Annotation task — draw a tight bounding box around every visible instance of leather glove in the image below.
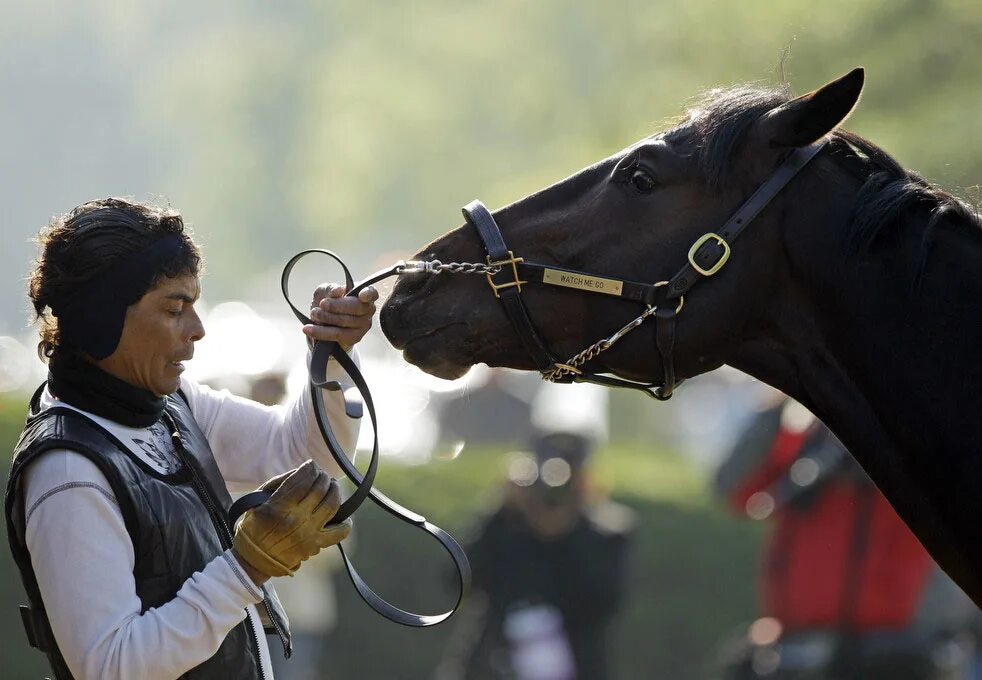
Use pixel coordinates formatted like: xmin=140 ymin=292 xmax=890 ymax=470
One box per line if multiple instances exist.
xmin=233 ymin=460 xmax=352 ymax=578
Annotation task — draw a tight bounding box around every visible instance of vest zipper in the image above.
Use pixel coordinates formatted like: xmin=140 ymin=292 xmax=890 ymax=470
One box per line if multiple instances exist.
xmin=185 ymin=467 xmax=274 ymax=679
xmin=168 ymin=418 xmax=289 ymax=675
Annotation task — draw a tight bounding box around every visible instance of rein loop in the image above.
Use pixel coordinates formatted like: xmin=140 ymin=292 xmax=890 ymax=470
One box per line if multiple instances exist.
xmin=228 ymin=250 xmax=471 ymax=628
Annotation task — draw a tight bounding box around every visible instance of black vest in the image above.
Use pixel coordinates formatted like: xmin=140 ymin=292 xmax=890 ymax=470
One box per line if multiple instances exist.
xmin=5 ymin=387 xmax=292 ymax=679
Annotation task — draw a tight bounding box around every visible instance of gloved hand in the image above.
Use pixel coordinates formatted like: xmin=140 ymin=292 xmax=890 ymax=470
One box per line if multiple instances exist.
xmin=232 ymin=460 xmax=351 ymax=581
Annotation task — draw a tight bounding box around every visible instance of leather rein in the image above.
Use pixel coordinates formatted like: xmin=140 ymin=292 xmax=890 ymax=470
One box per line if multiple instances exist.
xmin=225 ymin=138 xmax=825 ymax=629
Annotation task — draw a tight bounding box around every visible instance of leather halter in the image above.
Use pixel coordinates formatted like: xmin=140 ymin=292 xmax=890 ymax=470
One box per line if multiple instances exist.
xmin=462 ymin=139 xmax=828 ymax=400
xmin=229 ymin=252 xmax=470 ymax=628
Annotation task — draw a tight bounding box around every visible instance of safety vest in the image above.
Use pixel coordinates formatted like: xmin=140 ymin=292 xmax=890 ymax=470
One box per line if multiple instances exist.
xmin=5 ymin=387 xmax=291 ymax=679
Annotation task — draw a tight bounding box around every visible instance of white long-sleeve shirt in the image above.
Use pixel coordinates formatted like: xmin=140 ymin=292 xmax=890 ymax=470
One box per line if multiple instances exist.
xmin=21 ymin=357 xmax=358 ymax=680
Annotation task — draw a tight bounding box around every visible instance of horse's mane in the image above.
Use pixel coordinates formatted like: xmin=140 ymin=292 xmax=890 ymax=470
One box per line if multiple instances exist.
xmin=681 ymin=84 xmax=981 ymax=288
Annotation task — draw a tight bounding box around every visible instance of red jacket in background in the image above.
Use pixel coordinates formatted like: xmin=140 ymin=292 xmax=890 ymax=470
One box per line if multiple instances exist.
xmin=723 ymin=407 xmax=934 ymax=632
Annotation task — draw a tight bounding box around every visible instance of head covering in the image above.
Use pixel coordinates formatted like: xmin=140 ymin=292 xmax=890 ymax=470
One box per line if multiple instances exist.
xmin=531 ymin=431 xmax=594 ymax=468
xmin=49 ymin=233 xmax=184 ymax=359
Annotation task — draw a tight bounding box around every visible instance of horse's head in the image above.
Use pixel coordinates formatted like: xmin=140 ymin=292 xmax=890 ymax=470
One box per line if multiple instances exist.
xmin=381 ymin=69 xmax=865 ymax=387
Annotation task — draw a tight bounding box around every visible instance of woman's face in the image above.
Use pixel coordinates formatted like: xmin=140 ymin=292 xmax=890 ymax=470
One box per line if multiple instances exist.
xmin=96 ymin=274 xmax=205 ymax=396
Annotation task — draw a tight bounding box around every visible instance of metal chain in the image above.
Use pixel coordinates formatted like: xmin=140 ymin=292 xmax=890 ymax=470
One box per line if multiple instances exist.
xmin=544 ymin=305 xmax=659 ymax=382
xmin=543 ymin=339 xmax=611 ymax=382
xmin=397 ymin=259 xmax=501 ymax=276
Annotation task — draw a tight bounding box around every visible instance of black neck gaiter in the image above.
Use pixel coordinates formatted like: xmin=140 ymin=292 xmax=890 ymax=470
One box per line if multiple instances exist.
xmin=48 ymin=353 xmax=165 ymax=428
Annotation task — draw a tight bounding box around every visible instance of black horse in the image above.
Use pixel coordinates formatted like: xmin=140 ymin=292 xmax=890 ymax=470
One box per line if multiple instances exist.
xmin=380 ymin=68 xmax=982 ymax=607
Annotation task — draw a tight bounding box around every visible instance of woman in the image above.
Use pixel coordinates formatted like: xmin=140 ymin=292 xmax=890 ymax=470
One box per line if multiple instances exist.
xmin=5 ymin=198 xmax=378 ymax=679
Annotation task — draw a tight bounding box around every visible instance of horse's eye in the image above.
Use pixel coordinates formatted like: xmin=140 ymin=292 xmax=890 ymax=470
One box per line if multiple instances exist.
xmin=631 ymin=169 xmax=656 ymax=192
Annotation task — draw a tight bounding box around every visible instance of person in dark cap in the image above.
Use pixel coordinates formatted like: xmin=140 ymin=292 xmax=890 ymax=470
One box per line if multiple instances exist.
xmin=6 ymin=198 xmax=378 ymax=679
xmin=438 ymin=431 xmax=635 ymax=680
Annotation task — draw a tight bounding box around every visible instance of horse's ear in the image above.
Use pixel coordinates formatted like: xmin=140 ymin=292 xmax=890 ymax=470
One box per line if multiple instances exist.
xmin=758 ymin=67 xmax=865 ymax=148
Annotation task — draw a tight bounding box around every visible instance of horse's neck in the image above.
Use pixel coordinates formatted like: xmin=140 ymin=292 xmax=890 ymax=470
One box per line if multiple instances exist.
xmin=738 ymin=195 xmax=982 ymax=457
xmin=731 ymin=199 xmax=982 ymax=603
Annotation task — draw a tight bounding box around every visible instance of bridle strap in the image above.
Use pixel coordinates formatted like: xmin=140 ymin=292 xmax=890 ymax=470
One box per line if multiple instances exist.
xmin=646 ymin=140 xmax=829 ymax=399
xmin=228 ymin=249 xmax=470 ymax=628
xmin=666 ymin=140 xmax=828 ymax=300
xmin=654 ymin=306 xmax=678 ymax=400
xmin=462 ymin=201 xmax=561 ymax=373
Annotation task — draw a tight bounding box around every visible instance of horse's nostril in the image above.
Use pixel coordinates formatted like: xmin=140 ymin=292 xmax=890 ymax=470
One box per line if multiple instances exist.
xmin=380 ymin=298 xmax=401 ymax=324
xmin=380 ymin=293 xmax=414 ymax=336
xmin=379 ymin=303 xmax=400 ymax=341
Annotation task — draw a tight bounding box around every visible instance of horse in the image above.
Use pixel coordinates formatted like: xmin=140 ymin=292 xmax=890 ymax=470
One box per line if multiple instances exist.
xmin=379 ymin=67 xmax=982 ymax=607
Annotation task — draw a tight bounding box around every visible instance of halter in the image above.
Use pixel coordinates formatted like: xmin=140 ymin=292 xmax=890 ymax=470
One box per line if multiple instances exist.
xmin=431 ymin=139 xmax=829 ymax=399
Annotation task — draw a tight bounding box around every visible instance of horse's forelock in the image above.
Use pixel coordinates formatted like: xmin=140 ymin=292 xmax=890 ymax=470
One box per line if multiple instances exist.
xmin=683 ymin=84 xmax=792 ymax=188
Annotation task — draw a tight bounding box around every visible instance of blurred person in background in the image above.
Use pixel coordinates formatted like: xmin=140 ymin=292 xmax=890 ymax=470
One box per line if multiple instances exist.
xmin=437 ymin=430 xmax=635 ymax=680
xmin=437 ymin=368 xmax=535 ymax=449
xmin=714 ymin=397 xmax=978 ymax=680
xmin=5 ymin=198 xmax=377 ymax=679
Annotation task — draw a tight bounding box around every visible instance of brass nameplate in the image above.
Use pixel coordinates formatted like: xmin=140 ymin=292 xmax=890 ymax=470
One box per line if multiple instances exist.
xmin=542 ymin=269 xmax=624 ymax=296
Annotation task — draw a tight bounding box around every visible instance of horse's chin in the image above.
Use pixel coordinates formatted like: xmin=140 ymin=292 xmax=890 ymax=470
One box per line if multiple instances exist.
xmin=401 ymin=339 xmax=474 ymax=380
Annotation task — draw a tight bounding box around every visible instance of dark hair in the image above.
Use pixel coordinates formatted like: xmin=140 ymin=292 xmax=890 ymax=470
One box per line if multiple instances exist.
xmin=686 ymin=84 xmax=792 ymax=188
xmin=28 ymin=198 xmax=202 ymax=361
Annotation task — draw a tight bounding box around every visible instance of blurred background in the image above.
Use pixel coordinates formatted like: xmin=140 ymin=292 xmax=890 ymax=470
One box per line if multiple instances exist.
xmin=1 ymin=1 xmax=981 ymax=678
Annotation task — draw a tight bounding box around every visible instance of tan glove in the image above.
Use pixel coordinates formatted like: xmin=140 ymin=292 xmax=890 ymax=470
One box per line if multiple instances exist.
xmin=233 ymin=460 xmax=352 ymax=579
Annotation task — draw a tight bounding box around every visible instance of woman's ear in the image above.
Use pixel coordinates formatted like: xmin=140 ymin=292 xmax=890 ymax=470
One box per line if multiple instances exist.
xmin=757 ymin=67 xmax=865 ymax=148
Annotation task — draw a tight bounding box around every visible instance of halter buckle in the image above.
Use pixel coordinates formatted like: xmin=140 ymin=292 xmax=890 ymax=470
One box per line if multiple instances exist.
xmin=485 ymin=251 xmax=526 ymax=298
xmin=688 ymin=233 xmax=731 ymax=277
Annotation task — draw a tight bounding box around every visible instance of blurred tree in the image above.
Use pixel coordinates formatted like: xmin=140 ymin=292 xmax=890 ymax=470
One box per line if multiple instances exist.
xmin=2 ymin=0 xmax=981 ymax=319
xmin=1 ymin=4 xmax=981 ymax=677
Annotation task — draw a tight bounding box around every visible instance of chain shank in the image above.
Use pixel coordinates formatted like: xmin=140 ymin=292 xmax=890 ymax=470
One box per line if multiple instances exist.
xmin=398 ymin=259 xmax=501 ymax=275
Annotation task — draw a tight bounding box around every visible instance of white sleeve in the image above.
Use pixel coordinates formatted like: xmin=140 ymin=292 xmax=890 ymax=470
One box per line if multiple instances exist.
xmin=22 ymin=450 xmax=265 ymax=680
xmin=181 ymin=350 xmax=360 ymax=493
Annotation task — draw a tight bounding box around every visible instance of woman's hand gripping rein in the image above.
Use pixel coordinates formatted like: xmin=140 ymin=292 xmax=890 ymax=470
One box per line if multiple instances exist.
xmin=232 ymin=460 xmax=352 ymax=586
